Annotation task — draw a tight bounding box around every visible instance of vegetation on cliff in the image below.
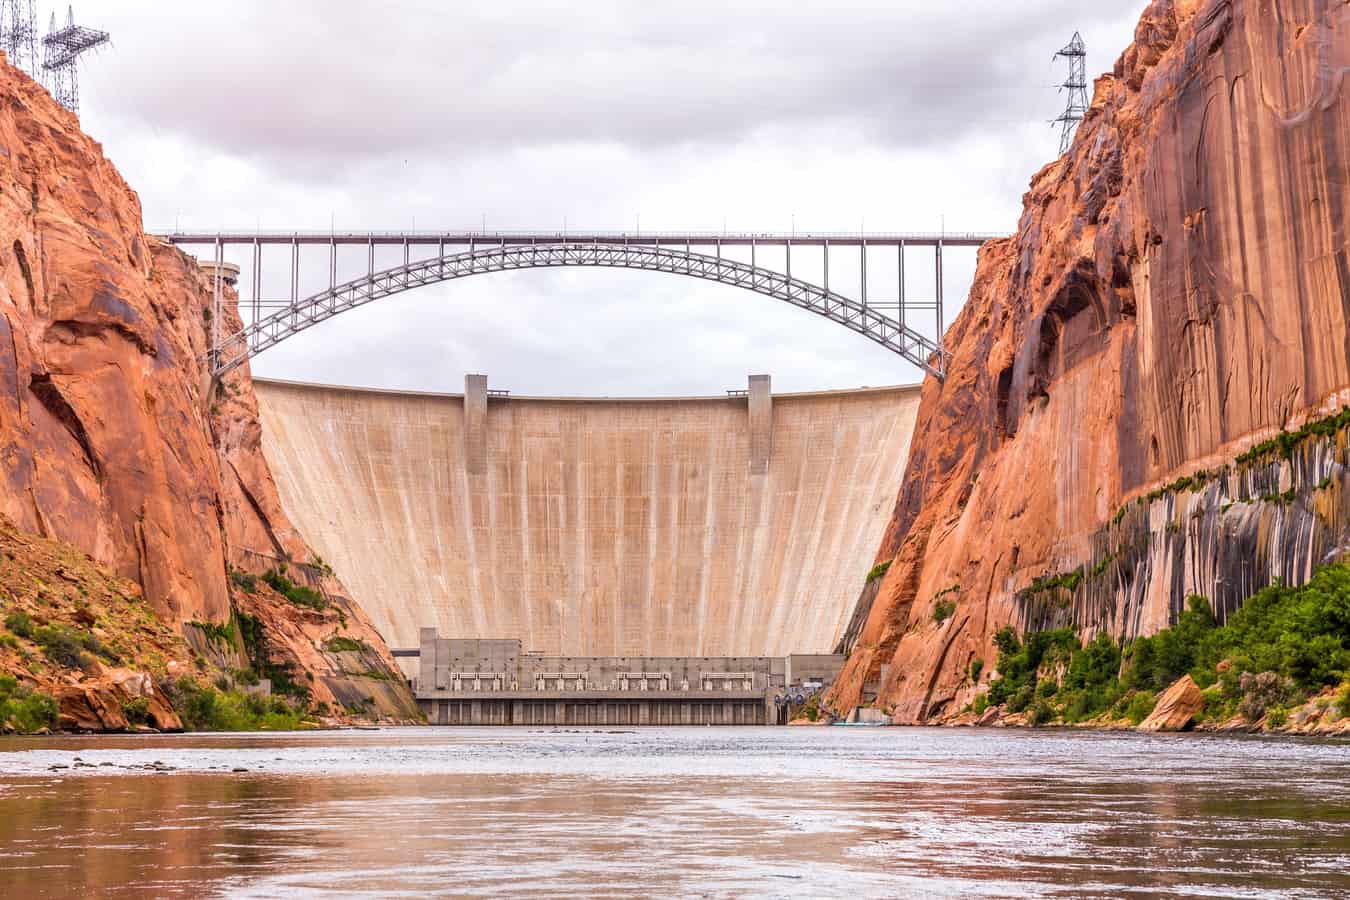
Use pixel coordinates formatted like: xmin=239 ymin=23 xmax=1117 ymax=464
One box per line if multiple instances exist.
xmin=163 ymin=677 xmax=311 ymax=732
xmin=865 ymin=560 xmax=892 ymax=583
xmin=261 ymin=568 xmax=327 ymax=611
xmin=0 ymin=514 xmax=196 ymax=732
xmin=0 ymin=674 xmax=57 ymax=733
xmin=0 ymin=514 xmax=362 ymax=733
xmin=978 ymin=560 xmax=1350 ymax=729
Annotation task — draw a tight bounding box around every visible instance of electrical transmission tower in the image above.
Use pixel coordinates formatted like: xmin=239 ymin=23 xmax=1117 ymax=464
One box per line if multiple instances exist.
xmin=1053 ymin=32 xmax=1089 ymax=155
xmin=0 ymin=0 xmax=39 ymax=78
xmin=41 ymin=4 xmax=108 ymax=115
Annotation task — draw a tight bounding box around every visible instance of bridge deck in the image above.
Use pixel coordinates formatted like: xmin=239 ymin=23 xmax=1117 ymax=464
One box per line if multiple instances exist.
xmin=160 ymin=229 xmax=1002 ymax=248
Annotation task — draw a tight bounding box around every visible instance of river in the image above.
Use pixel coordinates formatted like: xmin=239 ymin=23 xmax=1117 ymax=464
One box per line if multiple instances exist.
xmin=0 ymin=726 xmax=1346 ymax=898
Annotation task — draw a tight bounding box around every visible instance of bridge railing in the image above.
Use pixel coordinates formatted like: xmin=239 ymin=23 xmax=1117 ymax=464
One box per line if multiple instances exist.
xmin=158 ymin=228 xmax=1006 ymax=247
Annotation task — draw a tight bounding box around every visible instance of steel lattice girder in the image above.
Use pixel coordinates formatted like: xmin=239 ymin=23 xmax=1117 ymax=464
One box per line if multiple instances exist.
xmin=212 ymin=243 xmax=948 ymax=380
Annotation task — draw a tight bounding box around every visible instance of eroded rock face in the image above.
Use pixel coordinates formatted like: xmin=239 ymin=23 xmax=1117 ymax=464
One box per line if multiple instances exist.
xmin=831 ymin=0 xmax=1350 ymax=720
xmin=0 ymin=57 xmax=412 ymax=719
xmin=0 ymin=63 xmax=229 ymax=624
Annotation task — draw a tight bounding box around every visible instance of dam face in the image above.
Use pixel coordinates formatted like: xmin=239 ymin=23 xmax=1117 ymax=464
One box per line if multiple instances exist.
xmin=254 ymin=378 xmax=920 ymax=661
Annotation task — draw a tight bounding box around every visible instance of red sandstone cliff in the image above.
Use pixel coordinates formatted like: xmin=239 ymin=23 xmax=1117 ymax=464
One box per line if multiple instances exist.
xmin=832 ymin=0 xmax=1350 ymax=721
xmin=0 ymin=57 xmax=415 ymax=721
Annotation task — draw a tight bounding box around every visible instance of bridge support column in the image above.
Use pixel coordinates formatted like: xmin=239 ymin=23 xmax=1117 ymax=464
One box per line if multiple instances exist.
xmin=465 ymin=373 xmax=488 ymax=476
xmin=748 ymin=374 xmax=771 ymax=475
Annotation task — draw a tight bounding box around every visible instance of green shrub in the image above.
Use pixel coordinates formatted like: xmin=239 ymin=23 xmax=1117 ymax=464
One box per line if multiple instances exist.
xmin=968 ymin=658 xmax=984 ymax=682
xmin=323 ymin=635 xmax=367 ymax=653
xmin=986 ymin=626 xmax=1077 ymax=711
xmin=972 ymin=693 xmax=989 ymax=715
xmin=1236 ymin=671 xmax=1296 ymax=722
xmin=1121 ymin=596 xmax=1216 ymax=694
xmin=1266 ymin=704 xmax=1289 ymax=728
xmin=1338 ymin=683 xmax=1350 ymax=720
xmin=0 ymin=633 xmax=18 ymax=650
xmin=233 ymin=611 xmax=309 ymax=700
xmin=1007 ymin=684 xmax=1035 ymax=713
xmin=190 ymin=620 xmax=236 ymax=649
xmin=34 ymin=623 xmax=92 ymax=669
xmin=1141 ymin=469 xmax=1222 ymax=505
xmin=164 ymin=676 xmax=310 ymax=732
xmin=1029 ymin=700 xmax=1056 ymax=726
xmin=121 ymin=696 xmax=150 ymax=725
xmin=865 ymin=560 xmax=892 ymax=583
xmin=229 ymin=569 xmax=258 ymax=594
xmin=4 ymin=610 xmax=34 ymax=639
xmin=0 ymin=675 xmax=58 ymax=733
xmin=933 ymin=600 xmax=957 ymax=623
xmin=1123 ymin=691 xmax=1157 ymax=725
xmin=1025 ymin=568 xmax=1084 ymax=596
xmin=1236 ymin=406 xmax=1350 ymax=466
xmin=262 ymin=569 xmax=327 ymax=610
xmin=983 ymin=558 xmax=1350 ymax=728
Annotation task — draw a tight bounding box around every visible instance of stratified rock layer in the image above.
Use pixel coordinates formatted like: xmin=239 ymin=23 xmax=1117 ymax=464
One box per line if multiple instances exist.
xmin=0 ymin=57 xmax=412 ymax=719
xmin=831 ymin=0 xmax=1350 ymax=720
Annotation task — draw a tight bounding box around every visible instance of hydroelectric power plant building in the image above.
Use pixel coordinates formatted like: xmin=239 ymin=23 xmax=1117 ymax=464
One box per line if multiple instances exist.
xmin=414 ymin=635 xmax=846 ymax=725
xmin=253 ymin=374 xmax=922 ymax=723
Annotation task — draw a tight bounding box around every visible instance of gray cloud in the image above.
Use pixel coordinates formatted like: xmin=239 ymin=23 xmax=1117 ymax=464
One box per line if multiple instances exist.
xmin=89 ymin=1 xmax=1142 ymax=174
xmin=70 ymin=0 xmax=1147 ymax=395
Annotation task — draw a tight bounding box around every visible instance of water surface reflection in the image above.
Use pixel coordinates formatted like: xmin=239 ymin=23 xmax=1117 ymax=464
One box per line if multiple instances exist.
xmin=0 ymin=727 xmax=1347 ymax=897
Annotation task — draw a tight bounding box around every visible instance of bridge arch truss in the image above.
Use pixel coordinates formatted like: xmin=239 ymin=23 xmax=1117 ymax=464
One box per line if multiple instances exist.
xmin=166 ymin=230 xmax=1002 ymax=382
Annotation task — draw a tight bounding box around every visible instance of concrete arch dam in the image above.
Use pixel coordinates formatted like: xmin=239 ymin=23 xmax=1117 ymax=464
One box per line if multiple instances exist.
xmin=254 ymin=377 xmax=920 ymax=661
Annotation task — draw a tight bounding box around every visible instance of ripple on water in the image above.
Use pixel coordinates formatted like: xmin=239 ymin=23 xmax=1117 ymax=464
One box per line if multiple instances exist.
xmin=0 ymin=727 xmax=1348 ymax=898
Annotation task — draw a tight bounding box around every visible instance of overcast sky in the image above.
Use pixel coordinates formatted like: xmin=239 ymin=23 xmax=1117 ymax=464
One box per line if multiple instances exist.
xmin=71 ymin=0 xmax=1146 ymax=395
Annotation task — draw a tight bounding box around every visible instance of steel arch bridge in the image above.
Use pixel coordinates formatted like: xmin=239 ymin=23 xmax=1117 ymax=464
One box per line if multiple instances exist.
xmin=163 ymin=230 xmax=1003 ymax=382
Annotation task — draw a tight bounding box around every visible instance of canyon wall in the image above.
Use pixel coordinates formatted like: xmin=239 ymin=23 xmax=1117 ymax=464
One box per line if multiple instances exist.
xmin=254 ymin=379 xmax=920 ymax=660
xmin=0 ymin=57 xmax=413 ymax=718
xmin=831 ymin=0 xmax=1350 ymax=720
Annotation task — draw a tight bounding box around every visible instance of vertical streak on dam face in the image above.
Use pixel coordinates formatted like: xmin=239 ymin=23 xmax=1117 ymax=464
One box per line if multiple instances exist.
xmin=254 ymin=380 xmax=921 ymax=657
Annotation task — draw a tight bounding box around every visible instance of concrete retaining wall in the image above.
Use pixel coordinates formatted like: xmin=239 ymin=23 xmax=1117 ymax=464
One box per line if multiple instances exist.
xmin=255 ymin=378 xmax=920 ymax=658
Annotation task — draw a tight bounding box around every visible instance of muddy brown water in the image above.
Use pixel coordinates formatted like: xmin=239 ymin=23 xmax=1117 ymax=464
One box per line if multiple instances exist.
xmin=0 ymin=726 xmax=1347 ymax=898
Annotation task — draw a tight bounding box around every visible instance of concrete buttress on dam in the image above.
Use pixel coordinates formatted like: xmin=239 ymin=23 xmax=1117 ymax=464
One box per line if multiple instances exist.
xmin=254 ymin=377 xmax=920 ymax=662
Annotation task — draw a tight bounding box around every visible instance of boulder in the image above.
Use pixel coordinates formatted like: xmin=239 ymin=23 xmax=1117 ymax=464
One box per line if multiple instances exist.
xmin=54 ymin=670 xmax=182 ymax=732
xmin=55 ymin=681 xmax=127 ymax=732
xmin=1138 ymin=675 xmax=1203 ymax=732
